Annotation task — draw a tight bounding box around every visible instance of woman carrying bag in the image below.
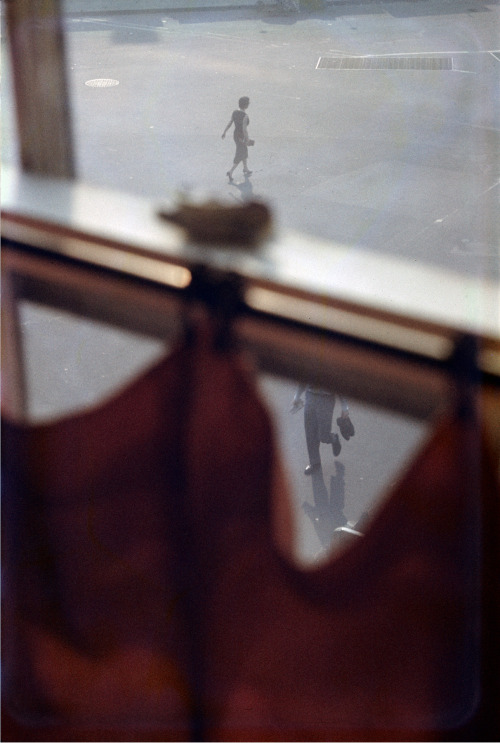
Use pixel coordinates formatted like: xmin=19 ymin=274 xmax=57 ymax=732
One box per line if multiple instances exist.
xmin=222 ymin=96 xmax=253 ymax=181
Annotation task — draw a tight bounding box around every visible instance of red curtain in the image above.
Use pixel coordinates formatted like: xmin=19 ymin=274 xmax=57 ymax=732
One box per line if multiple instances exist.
xmin=2 ymin=325 xmax=498 ymax=741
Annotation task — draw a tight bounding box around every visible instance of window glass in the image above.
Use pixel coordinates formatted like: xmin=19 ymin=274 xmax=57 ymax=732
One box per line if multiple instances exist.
xmin=58 ymin=1 xmax=499 ymax=280
xmin=0 ymin=5 xmax=491 ymax=732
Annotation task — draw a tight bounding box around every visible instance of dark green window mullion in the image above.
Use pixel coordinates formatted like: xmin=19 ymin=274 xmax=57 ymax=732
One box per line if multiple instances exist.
xmin=5 ymin=0 xmax=74 ymax=178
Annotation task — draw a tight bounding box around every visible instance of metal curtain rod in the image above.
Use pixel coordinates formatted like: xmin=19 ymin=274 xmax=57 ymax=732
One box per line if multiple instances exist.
xmin=3 ymin=231 xmax=498 ymax=426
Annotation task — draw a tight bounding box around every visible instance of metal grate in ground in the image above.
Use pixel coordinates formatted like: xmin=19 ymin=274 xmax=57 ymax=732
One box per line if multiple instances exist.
xmin=316 ymin=56 xmax=453 ymax=70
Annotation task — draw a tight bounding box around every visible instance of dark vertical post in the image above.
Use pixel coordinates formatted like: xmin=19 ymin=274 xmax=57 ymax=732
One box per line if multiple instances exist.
xmin=5 ymin=0 xmax=75 ymax=178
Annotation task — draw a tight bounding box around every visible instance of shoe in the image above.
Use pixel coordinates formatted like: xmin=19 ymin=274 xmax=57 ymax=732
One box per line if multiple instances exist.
xmin=304 ymin=463 xmax=320 ymax=476
xmin=333 ymin=525 xmax=363 ymax=538
xmin=243 ymin=169 xmax=252 ymax=176
xmin=331 ymin=433 xmax=341 ymax=457
xmin=226 ymin=171 xmax=233 ymax=181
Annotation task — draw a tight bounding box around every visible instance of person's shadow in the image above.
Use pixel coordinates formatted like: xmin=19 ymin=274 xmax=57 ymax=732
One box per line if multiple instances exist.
xmin=302 ymin=461 xmax=347 ymax=552
xmin=228 ymin=173 xmax=254 ymax=201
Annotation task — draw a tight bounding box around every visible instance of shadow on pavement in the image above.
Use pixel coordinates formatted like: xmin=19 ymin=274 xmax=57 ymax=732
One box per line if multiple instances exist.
xmin=302 ymin=462 xmax=347 ymax=549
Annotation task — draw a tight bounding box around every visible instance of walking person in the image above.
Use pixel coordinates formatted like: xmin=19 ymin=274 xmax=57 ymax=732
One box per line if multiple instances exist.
xmin=291 ymin=383 xmax=355 ymax=475
xmin=222 ymin=96 xmax=253 ymax=181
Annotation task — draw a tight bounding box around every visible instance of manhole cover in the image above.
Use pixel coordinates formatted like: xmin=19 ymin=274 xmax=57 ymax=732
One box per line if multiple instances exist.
xmin=85 ymin=78 xmax=119 ymax=87
xmin=317 ymin=56 xmax=453 ymax=71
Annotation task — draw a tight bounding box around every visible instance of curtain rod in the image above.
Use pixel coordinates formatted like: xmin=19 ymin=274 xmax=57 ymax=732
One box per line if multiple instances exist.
xmin=3 ymin=233 xmax=498 ymax=426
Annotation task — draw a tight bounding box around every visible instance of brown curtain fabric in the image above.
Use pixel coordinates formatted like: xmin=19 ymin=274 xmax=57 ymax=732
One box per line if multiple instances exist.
xmin=2 ymin=324 xmax=498 ymax=741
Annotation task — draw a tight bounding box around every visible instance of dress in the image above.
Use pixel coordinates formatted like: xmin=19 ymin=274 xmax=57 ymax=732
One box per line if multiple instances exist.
xmin=231 ymin=109 xmax=249 ymax=164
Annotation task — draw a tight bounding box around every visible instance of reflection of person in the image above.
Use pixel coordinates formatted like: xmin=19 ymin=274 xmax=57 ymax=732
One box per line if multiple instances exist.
xmin=222 ymin=96 xmax=252 ymax=181
xmin=291 ymin=383 xmax=353 ymax=475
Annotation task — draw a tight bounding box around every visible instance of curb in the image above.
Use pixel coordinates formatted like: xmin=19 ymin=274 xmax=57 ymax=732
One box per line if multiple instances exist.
xmin=63 ymin=1 xmax=261 ymax=13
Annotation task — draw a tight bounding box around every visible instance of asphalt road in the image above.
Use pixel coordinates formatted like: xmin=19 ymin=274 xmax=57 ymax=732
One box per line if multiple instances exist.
xmin=7 ymin=1 xmax=498 ymax=563
xmin=63 ymin=1 xmax=500 ymax=280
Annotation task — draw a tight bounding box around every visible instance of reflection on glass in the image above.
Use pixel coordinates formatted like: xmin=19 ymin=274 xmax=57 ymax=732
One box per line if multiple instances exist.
xmin=259 ymin=373 xmax=429 ymax=565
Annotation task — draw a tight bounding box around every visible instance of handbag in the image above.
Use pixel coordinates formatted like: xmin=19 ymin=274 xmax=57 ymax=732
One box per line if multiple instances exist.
xmin=337 ymin=415 xmax=355 ymax=440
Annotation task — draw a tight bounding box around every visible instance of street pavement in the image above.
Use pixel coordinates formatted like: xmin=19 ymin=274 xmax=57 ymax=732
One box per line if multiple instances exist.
xmin=63 ymin=0 xmax=499 ymax=281
xmin=8 ymin=0 xmax=498 ymax=563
